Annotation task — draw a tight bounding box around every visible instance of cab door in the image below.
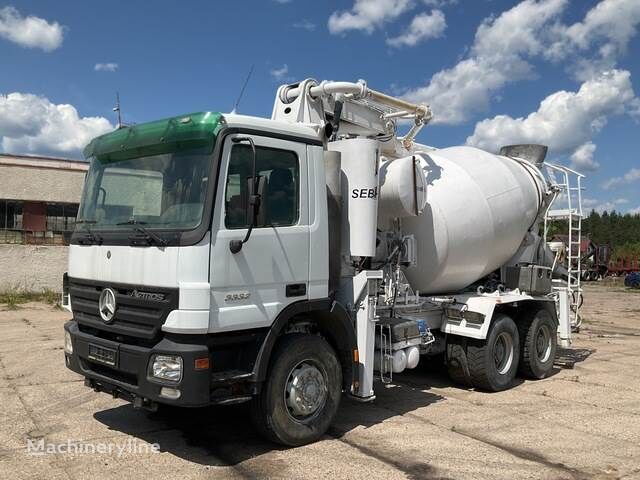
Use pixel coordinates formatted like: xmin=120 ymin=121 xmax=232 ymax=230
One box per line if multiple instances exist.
xmin=209 ymin=133 xmax=310 ymax=332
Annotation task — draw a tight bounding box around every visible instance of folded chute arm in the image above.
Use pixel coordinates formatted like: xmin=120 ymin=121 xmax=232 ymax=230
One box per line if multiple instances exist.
xmin=273 ymin=79 xmax=432 ymax=149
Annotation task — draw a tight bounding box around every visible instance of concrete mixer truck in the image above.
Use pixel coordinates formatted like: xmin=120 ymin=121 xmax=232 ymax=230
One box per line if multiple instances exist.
xmin=61 ymin=79 xmax=583 ymax=446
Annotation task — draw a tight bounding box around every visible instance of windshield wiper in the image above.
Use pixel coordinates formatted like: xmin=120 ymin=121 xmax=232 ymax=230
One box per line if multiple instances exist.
xmin=117 ymin=219 xmax=168 ymax=247
xmin=76 ymin=220 xmax=102 ymax=245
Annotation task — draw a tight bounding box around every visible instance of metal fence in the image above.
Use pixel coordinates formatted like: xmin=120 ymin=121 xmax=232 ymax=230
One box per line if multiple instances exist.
xmin=0 ymin=229 xmax=72 ymax=246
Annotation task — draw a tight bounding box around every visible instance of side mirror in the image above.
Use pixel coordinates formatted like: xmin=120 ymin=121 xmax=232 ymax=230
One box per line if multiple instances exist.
xmin=229 ymin=137 xmax=261 ymax=254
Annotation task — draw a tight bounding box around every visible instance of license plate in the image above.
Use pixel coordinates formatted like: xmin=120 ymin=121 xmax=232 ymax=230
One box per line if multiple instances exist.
xmin=88 ymin=344 xmax=117 ymax=366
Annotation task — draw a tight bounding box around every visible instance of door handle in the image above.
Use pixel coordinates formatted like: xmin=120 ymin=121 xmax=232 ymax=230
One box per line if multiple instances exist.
xmin=286 ymin=283 xmax=307 ymax=297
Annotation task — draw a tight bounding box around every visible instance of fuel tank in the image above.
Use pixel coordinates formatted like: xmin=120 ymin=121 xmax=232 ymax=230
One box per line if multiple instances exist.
xmin=401 ymin=146 xmax=546 ymax=294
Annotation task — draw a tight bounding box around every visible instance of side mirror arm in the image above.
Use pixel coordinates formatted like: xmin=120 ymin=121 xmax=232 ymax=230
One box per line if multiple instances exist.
xmin=229 ymin=194 xmax=260 ymax=254
xmin=229 ymin=137 xmax=260 ymax=254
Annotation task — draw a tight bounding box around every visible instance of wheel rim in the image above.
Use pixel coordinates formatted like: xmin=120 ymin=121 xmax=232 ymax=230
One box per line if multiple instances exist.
xmin=284 ymin=360 xmax=328 ymax=421
xmin=493 ymin=332 xmax=514 ymax=375
xmin=535 ymin=324 xmax=552 ymax=363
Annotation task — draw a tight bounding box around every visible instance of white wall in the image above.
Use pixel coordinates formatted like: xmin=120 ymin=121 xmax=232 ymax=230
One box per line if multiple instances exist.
xmin=0 ymin=164 xmax=86 ymax=204
xmin=0 ymin=244 xmax=67 ymax=292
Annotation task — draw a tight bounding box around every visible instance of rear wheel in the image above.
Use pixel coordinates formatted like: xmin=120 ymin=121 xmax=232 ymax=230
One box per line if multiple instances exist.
xmin=518 ymin=309 xmax=557 ymax=379
xmin=467 ymin=314 xmax=519 ymax=391
xmin=250 ymin=334 xmax=342 ymax=446
xmin=446 ymin=335 xmax=472 ymax=387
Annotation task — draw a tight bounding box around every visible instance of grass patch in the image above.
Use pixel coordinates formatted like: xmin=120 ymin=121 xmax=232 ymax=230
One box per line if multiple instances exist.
xmin=0 ymin=288 xmax=62 ymax=309
xmin=41 ymin=288 xmax=60 ymax=305
xmin=1 ymin=290 xmax=22 ymax=310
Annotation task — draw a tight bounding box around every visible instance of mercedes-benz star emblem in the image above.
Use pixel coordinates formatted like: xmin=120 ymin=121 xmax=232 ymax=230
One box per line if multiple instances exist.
xmin=98 ymin=288 xmax=117 ymax=323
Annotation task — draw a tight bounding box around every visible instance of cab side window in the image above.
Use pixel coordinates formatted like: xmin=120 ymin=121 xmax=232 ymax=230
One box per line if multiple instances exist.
xmin=224 ymin=144 xmax=299 ymax=229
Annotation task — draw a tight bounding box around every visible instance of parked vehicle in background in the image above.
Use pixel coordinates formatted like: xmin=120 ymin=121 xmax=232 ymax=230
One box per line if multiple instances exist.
xmin=549 ymin=235 xmax=609 ymax=281
xmin=625 ymin=272 xmax=640 ymax=288
xmin=610 ymin=255 xmax=640 ymax=277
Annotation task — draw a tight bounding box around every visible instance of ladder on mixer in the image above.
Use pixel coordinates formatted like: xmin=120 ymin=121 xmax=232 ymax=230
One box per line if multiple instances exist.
xmin=544 ymin=164 xmax=585 ymax=336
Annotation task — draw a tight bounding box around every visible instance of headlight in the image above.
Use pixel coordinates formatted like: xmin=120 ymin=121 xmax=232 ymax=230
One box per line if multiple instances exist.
xmin=64 ymin=330 xmax=73 ymax=354
xmin=151 ymin=355 xmax=183 ymax=382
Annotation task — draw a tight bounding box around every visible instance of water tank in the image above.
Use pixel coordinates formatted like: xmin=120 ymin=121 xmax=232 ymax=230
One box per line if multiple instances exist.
xmin=401 ymin=146 xmax=545 ymax=294
xmin=328 ymin=138 xmax=379 ymax=257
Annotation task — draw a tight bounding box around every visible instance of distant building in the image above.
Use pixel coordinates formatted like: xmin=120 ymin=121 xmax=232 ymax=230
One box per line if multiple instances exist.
xmin=0 ymin=153 xmax=88 ymax=292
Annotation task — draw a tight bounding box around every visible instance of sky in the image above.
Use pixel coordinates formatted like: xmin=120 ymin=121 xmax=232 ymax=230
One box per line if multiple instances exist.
xmin=0 ymin=0 xmax=639 ymax=214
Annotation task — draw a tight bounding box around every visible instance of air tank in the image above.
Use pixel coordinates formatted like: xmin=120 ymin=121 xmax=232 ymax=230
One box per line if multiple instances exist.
xmin=399 ymin=146 xmax=545 ymax=294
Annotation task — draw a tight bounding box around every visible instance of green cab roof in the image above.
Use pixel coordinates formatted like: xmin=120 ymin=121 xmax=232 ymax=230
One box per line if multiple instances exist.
xmin=83 ymin=111 xmax=224 ymax=161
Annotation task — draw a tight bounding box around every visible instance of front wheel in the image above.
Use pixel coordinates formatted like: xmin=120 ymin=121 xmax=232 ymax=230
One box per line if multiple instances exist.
xmin=250 ymin=334 xmax=342 ymax=446
xmin=467 ymin=314 xmax=520 ymax=391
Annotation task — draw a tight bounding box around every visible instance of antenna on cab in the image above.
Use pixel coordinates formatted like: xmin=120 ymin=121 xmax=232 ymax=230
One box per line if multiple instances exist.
xmin=113 ymin=92 xmax=124 ymax=129
xmin=231 ymin=64 xmax=254 ymax=114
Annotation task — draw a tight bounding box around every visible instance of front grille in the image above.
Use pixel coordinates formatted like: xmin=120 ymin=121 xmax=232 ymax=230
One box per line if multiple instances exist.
xmin=69 ymin=277 xmax=178 ymax=341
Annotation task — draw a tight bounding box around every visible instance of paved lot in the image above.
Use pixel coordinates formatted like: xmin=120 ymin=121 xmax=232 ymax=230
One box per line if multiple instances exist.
xmin=1 ymin=283 xmax=639 ymax=479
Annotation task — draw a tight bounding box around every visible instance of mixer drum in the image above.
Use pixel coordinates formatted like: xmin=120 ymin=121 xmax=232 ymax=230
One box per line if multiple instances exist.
xmin=402 ymin=146 xmax=544 ymax=294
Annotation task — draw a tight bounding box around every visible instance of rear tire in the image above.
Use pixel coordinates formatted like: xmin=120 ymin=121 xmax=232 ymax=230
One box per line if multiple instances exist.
xmin=250 ymin=334 xmax=342 ymax=446
xmin=467 ymin=314 xmax=519 ymax=391
xmin=517 ymin=309 xmax=557 ymax=379
xmin=446 ymin=335 xmax=472 ymax=387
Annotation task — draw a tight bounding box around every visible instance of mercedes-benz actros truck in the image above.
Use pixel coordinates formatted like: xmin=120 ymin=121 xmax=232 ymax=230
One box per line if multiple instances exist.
xmin=62 ymin=79 xmax=584 ymax=446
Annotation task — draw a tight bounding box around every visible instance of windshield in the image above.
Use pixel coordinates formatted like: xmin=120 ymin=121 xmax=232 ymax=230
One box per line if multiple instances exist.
xmin=77 ymin=148 xmax=211 ymax=231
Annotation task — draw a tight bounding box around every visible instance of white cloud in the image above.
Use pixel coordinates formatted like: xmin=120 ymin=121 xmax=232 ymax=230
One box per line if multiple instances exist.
xmin=0 ymin=6 xmax=64 ymax=51
xmin=0 ymin=92 xmax=113 ymax=157
xmin=628 ymin=205 xmax=640 ymax=215
xmin=471 ymin=0 xmax=566 ymax=58
xmin=592 ymin=202 xmax=616 ymax=213
xmin=466 ymin=70 xmax=636 ymax=154
xmin=387 ymin=9 xmax=446 ymax=47
xmin=402 ymin=0 xmax=640 ymax=124
xmin=590 ymin=198 xmax=631 ymax=213
xmin=293 ymin=19 xmax=316 ymax=31
xmin=545 ymin=0 xmax=640 ymax=80
xmin=94 ymin=63 xmax=118 ymax=72
xmin=328 ymin=0 xmax=413 ymax=34
xmin=570 ymin=142 xmax=599 ymax=172
xmin=270 ymin=64 xmax=290 ymax=81
xmin=630 ymin=97 xmax=640 ymax=120
xmin=602 ymin=167 xmax=640 ymax=190
xmin=423 ymin=0 xmax=457 ymax=6
xmin=402 ymin=0 xmax=567 ymax=124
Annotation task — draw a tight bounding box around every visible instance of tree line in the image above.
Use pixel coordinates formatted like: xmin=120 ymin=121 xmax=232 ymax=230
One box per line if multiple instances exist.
xmin=547 ymin=210 xmax=640 ymax=260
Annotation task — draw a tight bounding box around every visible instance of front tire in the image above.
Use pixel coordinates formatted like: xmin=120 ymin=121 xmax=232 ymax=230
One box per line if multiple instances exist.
xmin=517 ymin=309 xmax=557 ymax=379
xmin=467 ymin=314 xmax=519 ymax=391
xmin=250 ymin=334 xmax=342 ymax=446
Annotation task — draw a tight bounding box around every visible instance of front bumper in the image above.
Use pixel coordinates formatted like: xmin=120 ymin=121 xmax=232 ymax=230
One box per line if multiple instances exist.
xmin=64 ymin=320 xmax=211 ymax=407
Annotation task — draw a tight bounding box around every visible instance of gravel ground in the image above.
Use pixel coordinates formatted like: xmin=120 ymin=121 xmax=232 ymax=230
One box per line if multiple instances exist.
xmin=1 ymin=282 xmax=639 ymax=480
